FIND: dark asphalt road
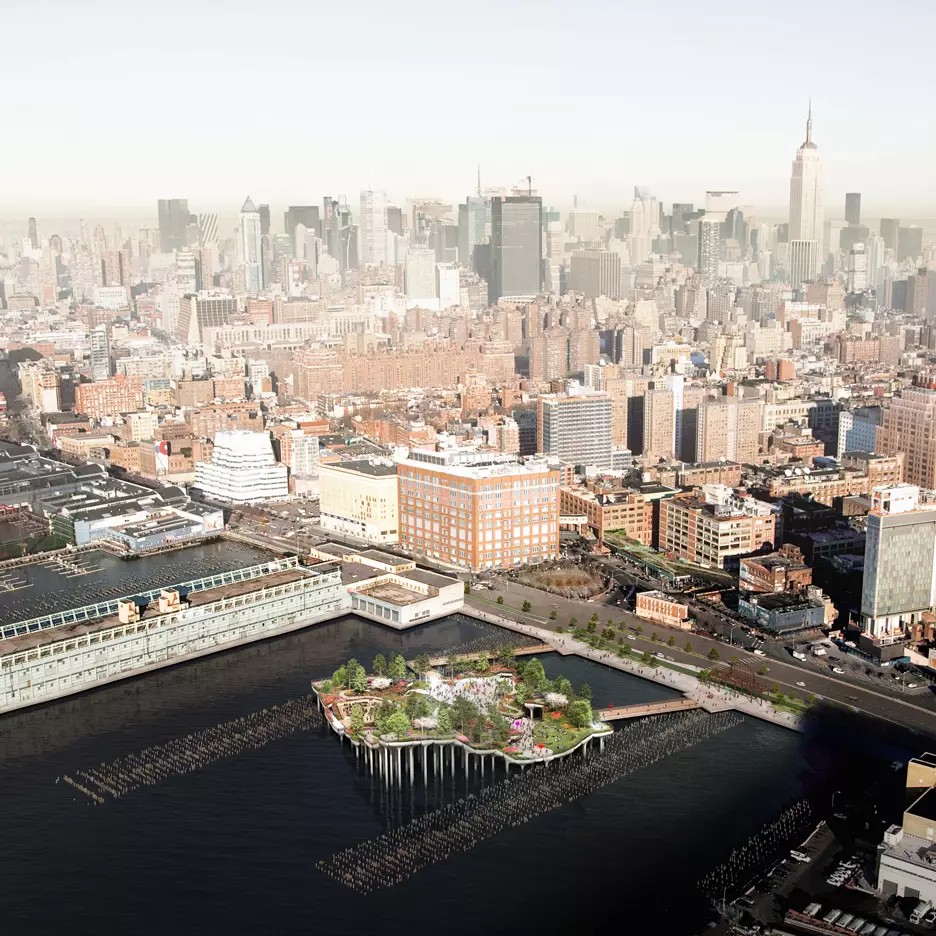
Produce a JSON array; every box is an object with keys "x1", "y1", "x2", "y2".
[{"x1": 467, "y1": 573, "x2": 936, "y2": 736}]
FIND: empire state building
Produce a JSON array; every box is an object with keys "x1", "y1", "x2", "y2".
[{"x1": 788, "y1": 107, "x2": 823, "y2": 285}]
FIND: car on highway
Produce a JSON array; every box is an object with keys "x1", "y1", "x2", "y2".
[
  {"x1": 796, "y1": 682, "x2": 806, "y2": 687},
  {"x1": 753, "y1": 649, "x2": 766, "y2": 657},
  {"x1": 626, "y1": 634, "x2": 636, "y2": 640},
  {"x1": 832, "y1": 667, "x2": 845, "y2": 675}
]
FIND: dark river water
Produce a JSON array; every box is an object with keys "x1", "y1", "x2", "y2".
[{"x1": 0, "y1": 612, "x2": 829, "y2": 935}]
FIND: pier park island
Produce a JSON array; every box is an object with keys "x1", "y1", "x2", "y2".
[{"x1": 312, "y1": 648, "x2": 613, "y2": 775}]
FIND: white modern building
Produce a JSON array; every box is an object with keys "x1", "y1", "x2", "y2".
[
  {"x1": 837, "y1": 405, "x2": 882, "y2": 457},
  {"x1": 318, "y1": 458, "x2": 399, "y2": 544},
  {"x1": 359, "y1": 189, "x2": 388, "y2": 266},
  {"x1": 860, "y1": 485, "x2": 936, "y2": 637},
  {"x1": 788, "y1": 107, "x2": 823, "y2": 245},
  {"x1": 240, "y1": 196, "x2": 264, "y2": 292},
  {"x1": 194, "y1": 430, "x2": 288, "y2": 503}
]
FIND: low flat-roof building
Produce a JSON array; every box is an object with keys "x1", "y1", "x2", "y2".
[
  {"x1": 635, "y1": 590, "x2": 690, "y2": 629},
  {"x1": 737, "y1": 589, "x2": 827, "y2": 634}
]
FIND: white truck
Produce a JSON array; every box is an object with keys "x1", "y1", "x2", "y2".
[
  {"x1": 812, "y1": 646, "x2": 827, "y2": 657},
  {"x1": 792, "y1": 650, "x2": 807, "y2": 661}
]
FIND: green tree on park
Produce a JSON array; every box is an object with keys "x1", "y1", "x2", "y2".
[
  {"x1": 497, "y1": 595, "x2": 504, "y2": 605},
  {"x1": 707, "y1": 647, "x2": 720, "y2": 662},
  {"x1": 451, "y1": 696, "x2": 479, "y2": 733},
  {"x1": 607, "y1": 618, "x2": 614, "y2": 628},
  {"x1": 386, "y1": 709, "x2": 411, "y2": 737},
  {"x1": 570, "y1": 617, "x2": 578, "y2": 626},
  {"x1": 773, "y1": 682, "x2": 781, "y2": 694},
  {"x1": 555, "y1": 676, "x2": 573, "y2": 698},
  {"x1": 474, "y1": 653, "x2": 489, "y2": 672},
  {"x1": 523, "y1": 658, "x2": 546, "y2": 690},
  {"x1": 635, "y1": 624, "x2": 643, "y2": 635},
  {"x1": 388, "y1": 654, "x2": 407, "y2": 680},
  {"x1": 549, "y1": 609, "x2": 557, "y2": 620},
  {"x1": 556, "y1": 626, "x2": 565, "y2": 634},
  {"x1": 436, "y1": 706, "x2": 452, "y2": 734},
  {"x1": 372, "y1": 653, "x2": 387, "y2": 677},
  {"x1": 497, "y1": 644, "x2": 516, "y2": 668},
  {"x1": 514, "y1": 681, "x2": 529, "y2": 704},
  {"x1": 412, "y1": 653, "x2": 431, "y2": 675},
  {"x1": 492, "y1": 717, "x2": 510, "y2": 746},
  {"x1": 349, "y1": 705, "x2": 364, "y2": 733},
  {"x1": 603, "y1": 627, "x2": 615, "y2": 640},
  {"x1": 464, "y1": 582, "x2": 471, "y2": 594},
  {"x1": 567, "y1": 699, "x2": 593, "y2": 728},
  {"x1": 332, "y1": 665, "x2": 347, "y2": 687},
  {"x1": 578, "y1": 682, "x2": 593, "y2": 702},
  {"x1": 375, "y1": 700, "x2": 395, "y2": 734},
  {"x1": 667, "y1": 635, "x2": 676, "y2": 647},
  {"x1": 350, "y1": 662, "x2": 368, "y2": 693},
  {"x1": 651, "y1": 631, "x2": 659, "y2": 642},
  {"x1": 587, "y1": 619, "x2": 597, "y2": 634},
  {"x1": 684, "y1": 641, "x2": 693, "y2": 654},
  {"x1": 522, "y1": 600, "x2": 532, "y2": 612},
  {"x1": 758, "y1": 664, "x2": 768, "y2": 676}
]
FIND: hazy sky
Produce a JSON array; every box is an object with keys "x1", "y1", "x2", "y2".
[{"x1": 4, "y1": 0, "x2": 936, "y2": 219}]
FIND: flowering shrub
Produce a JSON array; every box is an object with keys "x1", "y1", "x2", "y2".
[
  {"x1": 370, "y1": 677, "x2": 391, "y2": 689},
  {"x1": 544, "y1": 692, "x2": 568, "y2": 709}
]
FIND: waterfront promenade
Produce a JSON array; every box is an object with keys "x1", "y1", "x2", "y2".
[{"x1": 461, "y1": 607, "x2": 806, "y2": 733}]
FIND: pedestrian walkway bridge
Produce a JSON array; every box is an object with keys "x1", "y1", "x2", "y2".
[
  {"x1": 599, "y1": 698, "x2": 702, "y2": 721},
  {"x1": 425, "y1": 645, "x2": 552, "y2": 668}
]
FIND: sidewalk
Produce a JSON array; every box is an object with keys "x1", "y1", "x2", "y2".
[{"x1": 464, "y1": 607, "x2": 805, "y2": 734}]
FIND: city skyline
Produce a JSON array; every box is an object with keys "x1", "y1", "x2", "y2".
[{"x1": 3, "y1": 0, "x2": 936, "y2": 215}]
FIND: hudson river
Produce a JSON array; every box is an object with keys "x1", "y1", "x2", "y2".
[{"x1": 0, "y1": 613, "x2": 817, "y2": 935}]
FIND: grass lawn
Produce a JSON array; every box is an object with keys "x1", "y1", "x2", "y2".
[
  {"x1": 531, "y1": 720, "x2": 602, "y2": 754},
  {"x1": 766, "y1": 692, "x2": 811, "y2": 715}
]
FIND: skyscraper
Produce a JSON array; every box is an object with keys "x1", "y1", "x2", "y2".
[
  {"x1": 880, "y1": 218, "x2": 900, "y2": 252},
  {"x1": 845, "y1": 192, "x2": 861, "y2": 226},
  {"x1": 788, "y1": 107, "x2": 823, "y2": 253},
  {"x1": 359, "y1": 189, "x2": 388, "y2": 265},
  {"x1": 628, "y1": 187, "x2": 659, "y2": 267},
  {"x1": 876, "y1": 386, "x2": 936, "y2": 489},
  {"x1": 240, "y1": 196, "x2": 263, "y2": 292},
  {"x1": 89, "y1": 325, "x2": 112, "y2": 381},
  {"x1": 860, "y1": 485, "x2": 936, "y2": 637},
  {"x1": 789, "y1": 239, "x2": 819, "y2": 286},
  {"x1": 536, "y1": 389, "x2": 612, "y2": 473},
  {"x1": 284, "y1": 206, "x2": 320, "y2": 253},
  {"x1": 489, "y1": 196, "x2": 542, "y2": 304},
  {"x1": 847, "y1": 243, "x2": 868, "y2": 293},
  {"x1": 157, "y1": 198, "x2": 193, "y2": 253},
  {"x1": 27, "y1": 217, "x2": 38, "y2": 250},
  {"x1": 258, "y1": 205, "x2": 271, "y2": 238},
  {"x1": 898, "y1": 226, "x2": 924, "y2": 264},
  {"x1": 570, "y1": 249, "x2": 621, "y2": 299},
  {"x1": 458, "y1": 196, "x2": 486, "y2": 271}
]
